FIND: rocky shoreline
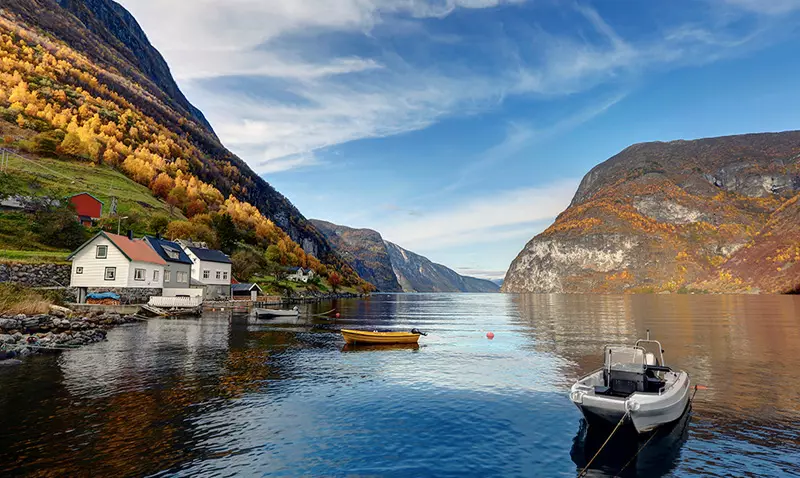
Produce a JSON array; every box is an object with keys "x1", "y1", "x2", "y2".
[{"x1": 0, "y1": 311, "x2": 140, "y2": 362}]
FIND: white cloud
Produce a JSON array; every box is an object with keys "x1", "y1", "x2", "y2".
[
  {"x1": 117, "y1": 1, "x2": 793, "y2": 173},
  {"x1": 376, "y1": 178, "x2": 579, "y2": 250}
]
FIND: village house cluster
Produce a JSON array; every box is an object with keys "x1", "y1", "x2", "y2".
[{"x1": 67, "y1": 230, "x2": 267, "y2": 304}]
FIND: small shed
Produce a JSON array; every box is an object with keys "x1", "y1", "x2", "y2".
[
  {"x1": 231, "y1": 283, "x2": 263, "y2": 301},
  {"x1": 68, "y1": 193, "x2": 103, "y2": 226}
]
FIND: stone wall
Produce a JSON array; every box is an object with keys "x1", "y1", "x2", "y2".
[
  {"x1": 0, "y1": 263, "x2": 71, "y2": 287},
  {"x1": 87, "y1": 287, "x2": 162, "y2": 305}
]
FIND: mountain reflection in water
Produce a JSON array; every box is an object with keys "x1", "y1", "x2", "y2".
[{"x1": 0, "y1": 294, "x2": 798, "y2": 476}]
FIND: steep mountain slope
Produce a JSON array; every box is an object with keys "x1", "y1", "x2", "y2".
[
  {"x1": 311, "y1": 220, "x2": 499, "y2": 292},
  {"x1": 0, "y1": 0, "x2": 362, "y2": 283},
  {"x1": 384, "y1": 241, "x2": 499, "y2": 293},
  {"x1": 310, "y1": 220, "x2": 402, "y2": 292},
  {"x1": 503, "y1": 131, "x2": 800, "y2": 294}
]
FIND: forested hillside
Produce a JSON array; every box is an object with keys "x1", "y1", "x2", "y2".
[{"x1": 0, "y1": 0, "x2": 365, "y2": 285}]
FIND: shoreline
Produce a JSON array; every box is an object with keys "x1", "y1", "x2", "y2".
[{"x1": 0, "y1": 311, "x2": 141, "y2": 362}]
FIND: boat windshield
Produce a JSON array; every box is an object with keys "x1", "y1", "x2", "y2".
[{"x1": 604, "y1": 345, "x2": 645, "y2": 372}]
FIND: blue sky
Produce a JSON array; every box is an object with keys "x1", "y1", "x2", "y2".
[{"x1": 120, "y1": 0, "x2": 800, "y2": 279}]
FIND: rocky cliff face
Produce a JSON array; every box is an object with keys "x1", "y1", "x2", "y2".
[
  {"x1": 2, "y1": 0, "x2": 345, "y2": 268},
  {"x1": 384, "y1": 241, "x2": 499, "y2": 293},
  {"x1": 310, "y1": 220, "x2": 402, "y2": 292},
  {"x1": 311, "y1": 220, "x2": 499, "y2": 293},
  {"x1": 503, "y1": 131, "x2": 800, "y2": 294}
]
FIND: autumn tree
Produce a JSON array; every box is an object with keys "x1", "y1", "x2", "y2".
[
  {"x1": 328, "y1": 272, "x2": 342, "y2": 293},
  {"x1": 150, "y1": 172, "x2": 174, "y2": 199}
]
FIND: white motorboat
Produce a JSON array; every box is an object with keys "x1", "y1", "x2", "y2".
[
  {"x1": 253, "y1": 306, "x2": 299, "y2": 318},
  {"x1": 569, "y1": 331, "x2": 690, "y2": 434}
]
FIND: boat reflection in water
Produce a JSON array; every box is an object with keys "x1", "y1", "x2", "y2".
[
  {"x1": 341, "y1": 343, "x2": 420, "y2": 353},
  {"x1": 571, "y1": 404, "x2": 691, "y2": 477}
]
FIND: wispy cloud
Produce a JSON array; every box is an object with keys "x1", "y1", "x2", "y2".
[
  {"x1": 119, "y1": 0, "x2": 798, "y2": 173},
  {"x1": 376, "y1": 178, "x2": 579, "y2": 250},
  {"x1": 446, "y1": 92, "x2": 627, "y2": 193}
]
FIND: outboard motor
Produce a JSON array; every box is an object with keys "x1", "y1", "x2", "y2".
[{"x1": 411, "y1": 328, "x2": 428, "y2": 336}]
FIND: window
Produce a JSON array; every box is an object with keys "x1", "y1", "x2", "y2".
[
  {"x1": 153, "y1": 270, "x2": 160, "y2": 281},
  {"x1": 76, "y1": 267, "x2": 83, "y2": 274},
  {"x1": 216, "y1": 271, "x2": 221, "y2": 280},
  {"x1": 164, "y1": 246, "x2": 180, "y2": 260},
  {"x1": 177, "y1": 271, "x2": 188, "y2": 283},
  {"x1": 223, "y1": 271, "x2": 228, "y2": 280},
  {"x1": 203, "y1": 270, "x2": 210, "y2": 279},
  {"x1": 164, "y1": 271, "x2": 171, "y2": 282},
  {"x1": 96, "y1": 245, "x2": 108, "y2": 259},
  {"x1": 134, "y1": 268, "x2": 145, "y2": 281},
  {"x1": 104, "y1": 267, "x2": 116, "y2": 280}
]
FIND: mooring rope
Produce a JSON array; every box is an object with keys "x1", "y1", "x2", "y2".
[
  {"x1": 612, "y1": 384, "x2": 704, "y2": 477},
  {"x1": 577, "y1": 410, "x2": 630, "y2": 478}
]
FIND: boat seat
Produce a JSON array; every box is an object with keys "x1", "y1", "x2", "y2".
[{"x1": 594, "y1": 385, "x2": 611, "y2": 395}]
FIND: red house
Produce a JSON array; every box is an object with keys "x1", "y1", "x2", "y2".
[{"x1": 68, "y1": 193, "x2": 103, "y2": 227}]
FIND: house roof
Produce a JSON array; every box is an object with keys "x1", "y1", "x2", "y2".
[
  {"x1": 186, "y1": 246, "x2": 232, "y2": 264},
  {"x1": 144, "y1": 236, "x2": 193, "y2": 264},
  {"x1": 67, "y1": 192, "x2": 104, "y2": 205},
  {"x1": 232, "y1": 283, "x2": 263, "y2": 293},
  {"x1": 68, "y1": 232, "x2": 166, "y2": 265}
]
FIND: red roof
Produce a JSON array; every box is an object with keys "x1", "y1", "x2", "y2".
[{"x1": 105, "y1": 233, "x2": 167, "y2": 265}]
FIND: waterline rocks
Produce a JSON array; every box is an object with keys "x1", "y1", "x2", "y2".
[{"x1": 0, "y1": 312, "x2": 140, "y2": 359}]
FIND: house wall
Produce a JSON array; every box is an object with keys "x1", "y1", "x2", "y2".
[
  {"x1": 197, "y1": 260, "x2": 231, "y2": 285},
  {"x1": 163, "y1": 262, "x2": 192, "y2": 289},
  {"x1": 184, "y1": 249, "x2": 231, "y2": 286},
  {"x1": 70, "y1": 236, "x2": 131, "y2": 288},
  {"x1": 126, "y1": 260, "x2": 164, "y2": 289},
  {"x1": 69, "y1": 194, "x2": 102, "y2": 218}
]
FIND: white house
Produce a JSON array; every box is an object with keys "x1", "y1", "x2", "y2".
[
  {"x1": 68, "y1": 231, "x2": 166, "y2": 303},
  {"x1": 181, "y1": 244, "x2": 232, "y2": 300},
  {"x1": 287, "y1": 267, "x2": 316, "y2": 283}
]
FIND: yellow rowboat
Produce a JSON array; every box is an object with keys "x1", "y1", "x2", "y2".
[{"x1": 340, "y1": 329, "x2": 427, "y2": 345}]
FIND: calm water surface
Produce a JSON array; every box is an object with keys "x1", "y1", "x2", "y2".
[{"x1": 1, "y1": 294, "x2": 799, "y2": 477}]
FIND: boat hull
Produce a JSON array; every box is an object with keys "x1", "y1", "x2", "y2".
[
  {"x1": 571, "y1": 371, "x2": 691, "y2": 434},
  {"x1": 253, "y1": 308, "x2": 299, "y2": 318},
  {"x1": 340, "y1": 329, "x2": 421, "y2": 345}
]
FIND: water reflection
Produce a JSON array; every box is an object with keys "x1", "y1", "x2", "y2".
[
  {"x1": 571, "y1": 407, "x2": 691, "y2": 477},
  {"x1": 0, "y1": 294, "x2": 798, "y2": 476}
]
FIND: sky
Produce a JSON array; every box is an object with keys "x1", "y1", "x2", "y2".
[{"x1": 118, "y1": 0, "x2": 800, "y2": 280}]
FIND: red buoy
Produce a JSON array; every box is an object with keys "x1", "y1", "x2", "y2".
[
  {"x1": 486, "y1": 332, "x2": 495, "y2": 340},
  {"x1": 335, "y1": 313, "x2": 341, "y2": 319}
]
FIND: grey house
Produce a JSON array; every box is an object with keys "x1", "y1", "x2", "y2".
[{"x1": 144, "y1": 236, "x2": 194, "y2": 294}]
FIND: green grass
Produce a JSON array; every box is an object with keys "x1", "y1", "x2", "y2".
[
  {"x1": 0, "y1": 249, "x2": 69, "y2": 264},
  {"x1": 2, "y1": 151, "x2": 182, "y2": 219}
]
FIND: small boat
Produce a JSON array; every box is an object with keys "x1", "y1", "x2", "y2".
[
  {"x1": 341, "y1": 328, "x2": 427, "y2": 345},
  {"x1": 569, "y1": 330, "x2": 690, "y2": 434},
  {"x1": 253, "y1": 306, "x2": 299, "y2": 318}
]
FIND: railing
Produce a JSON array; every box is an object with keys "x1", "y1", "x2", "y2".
[{"x1": 149, "y1": 296, "x2": 203, "y2": 308}]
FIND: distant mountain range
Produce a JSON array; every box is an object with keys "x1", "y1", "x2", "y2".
[
  {"x1": 311, "y1": 220, "x2": 499, "y2": 293},
  {"x1": 504, "y1": 131, "x2": 800, "y2": 294}
]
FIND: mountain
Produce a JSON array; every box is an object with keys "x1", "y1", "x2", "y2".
[
  {"x1": 310, "y1": 220, "x2": 402, "y2": 292},
  {"x1": 311, "y1": 220, "x2": 500, "y2": 293},
  {"x1": 383, "y1": 242, "x2": 499, "y2": 293},
  {"x1": 503, "y1": 131, "x2": 800, "y2": 294},
  {"x1": 0, "y1": 0, "x2": 362, "y2": 284}
]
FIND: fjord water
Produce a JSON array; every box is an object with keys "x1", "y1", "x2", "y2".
[{"x1": 0, "y1": 294, "x2": 798, "y2": 477}]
